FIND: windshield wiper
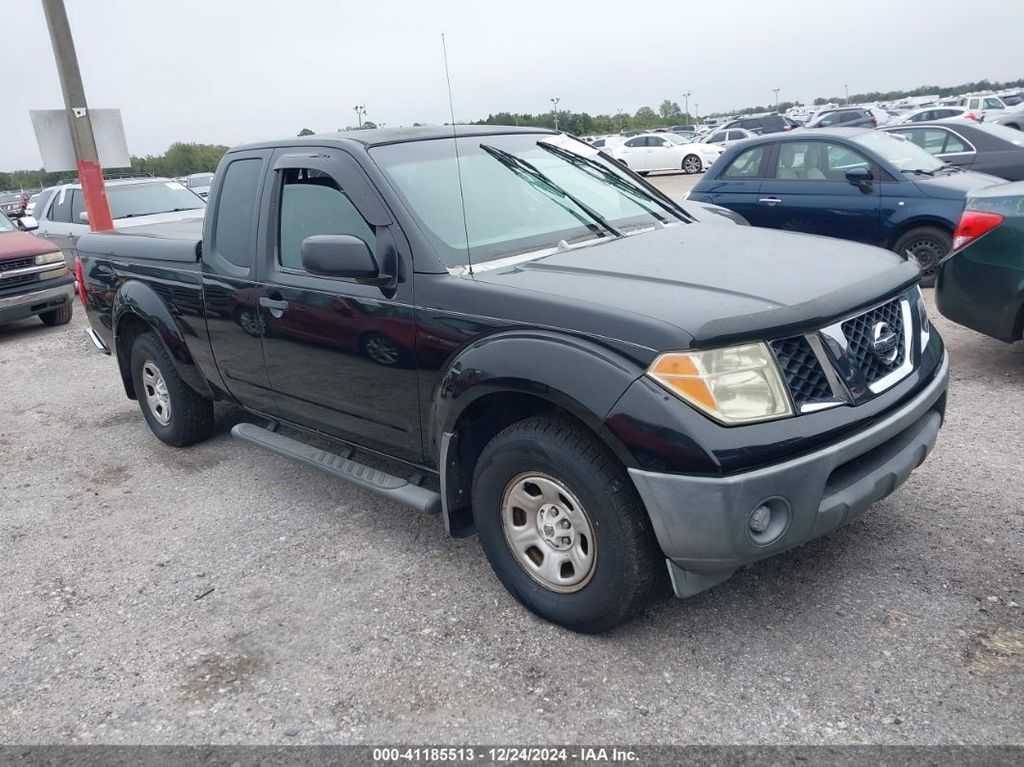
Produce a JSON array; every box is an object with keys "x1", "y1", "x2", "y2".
[
  {"x1": 535, "y1": 141, "x2": 681, "y2": 224},
  {"x1": 479, "y1": 143, "x2": 622, "y2": 238},
  {"x1": 121, "y1": 207, "x2": 202, "y2": 218},
  {"x1": 901, "y1": 168, "x2": 936, "y2": 177}
]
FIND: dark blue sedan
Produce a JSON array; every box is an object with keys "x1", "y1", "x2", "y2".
[{"x1": 687, "y1": 128, "x2": 1004, "y2": 282}]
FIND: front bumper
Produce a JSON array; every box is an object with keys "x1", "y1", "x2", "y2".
[
  {"x1": 629, "y1": 352, "x2": 949, "y2": 596},
  {"x1": 0, "y1": 278, "x2": 75, "y2": 325}
]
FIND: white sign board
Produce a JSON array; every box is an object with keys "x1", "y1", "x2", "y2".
[{"x1": 29, "y1": 108, "x2": 131, "y2": 172}]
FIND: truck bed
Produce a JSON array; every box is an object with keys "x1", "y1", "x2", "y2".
[{"x1": 78, "y1": 217, "x2": 203, "y2": 263}]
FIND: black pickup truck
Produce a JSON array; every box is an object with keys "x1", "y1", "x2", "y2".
[{"x1": 78, "y1": 127, "x2": 948, "y2": 633}]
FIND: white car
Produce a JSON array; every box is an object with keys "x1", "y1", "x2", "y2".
[
  {"x1": 588, "y1": 135, "x2": 626, "y2": 152},
  {"x1": 702, "y1": 127, "x2": 757, "y2": 146},
  {"x1": 609, "y1": 133, "x2": 723, "y2": 175},
  {"x1": 888, "y1": 106, "x2": 976, "y2": 125},
  {"x1": 956, "y1": 94, "x2": 1009, "y2": 121}
]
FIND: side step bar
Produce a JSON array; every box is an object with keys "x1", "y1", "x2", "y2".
[{"x1": 231, "y1": 423, "x2": 441, "y2": 515}]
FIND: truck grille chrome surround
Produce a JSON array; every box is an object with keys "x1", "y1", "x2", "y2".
[{"x1": 770, "y1": 297, "x2": 916, "y2": 413}]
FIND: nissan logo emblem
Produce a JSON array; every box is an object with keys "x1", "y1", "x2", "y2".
[{"x1": 871, "y1": 322, "x2": 899, "y2": 366}]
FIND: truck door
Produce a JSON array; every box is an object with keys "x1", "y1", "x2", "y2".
[
  {"x1": 201, "y1": 151, "x2": 277, "y2": 413},
  {"x1": 255, "y1": 149, "x2": 422, "y2": 464}
]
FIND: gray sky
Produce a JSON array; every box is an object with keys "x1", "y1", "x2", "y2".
[{"x1": 2, "y1": 0, "x2": 1020, "y2": 170}]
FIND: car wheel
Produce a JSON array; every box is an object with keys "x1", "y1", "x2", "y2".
[
  {"x1": 361, "y1": 332, "x2": 403, "y2": 366},
  {"x1": 892, "y1": 226, "x2": 951, "y2": 288},
  {"x1": 472, "y1": 414, "x2": 664, "y2": 633},
  {"x1": 130, "y1": 331, "x2": 214, "y2": 446},
  {"x1": 39, "y1": 302, "x2": 73, "y2": 326},
  {"x1": 682, "y1": 154, "x2": 702, "y2": 174},
  {"x1": 235, "y1": 307, "x2": 263, "y2": 337}
]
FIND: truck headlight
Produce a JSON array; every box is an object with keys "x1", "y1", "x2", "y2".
[
  {"x1": 35, "y1": 251, "x2": 65, "y2": 265},
  {"x1": 647, "y1": 343, "x2": 793, "y2": 425}
]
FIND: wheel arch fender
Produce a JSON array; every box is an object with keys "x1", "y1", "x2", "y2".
[
  {"x1": 112, "y1": 280, "x2": 213, "y2": 401},
  {"x1": 886, "y1": 214, "x2": 955, "y2": 251},
  {"x1": 430, "y1": 330, "x2": 646, "y2": 536}
]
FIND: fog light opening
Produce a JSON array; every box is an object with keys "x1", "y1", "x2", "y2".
[{"x1": 747, "y1": 497, "x2": 791, "y2": 546}]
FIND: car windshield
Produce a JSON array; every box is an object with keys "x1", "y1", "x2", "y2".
[
  {"x1": 663, "y1": 133, "x2": 688, "y2": 145},
  {"x1": 372, "y1": 133, "x2": 685, "y2": 267},
  {"x1": 107, "y1": 181, "x2": 205, "y2": 219},
  {"x1": 187, "y1": 173, "x2": 214, "y2": 188},
  {"x1": 0, "y1": 213, "x2": 14, "y2": 232},
  {"x1": 851, "y1": 131, "x2": 945, "y2": 172}
]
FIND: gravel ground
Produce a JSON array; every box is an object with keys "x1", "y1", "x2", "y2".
[{"x1": 0, "y1": 286, "x2": 1021, "y2": 746}]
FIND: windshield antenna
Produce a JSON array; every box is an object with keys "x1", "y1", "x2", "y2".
[{"x1": 442, "y1": 33, "x2": 473, "y2": 276}]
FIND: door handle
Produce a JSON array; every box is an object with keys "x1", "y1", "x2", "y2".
[
  {"x1": 758, "y1": 197, "x2": 782, "y2": 205},
  {"x1": 259, "y1": 296, "x2": 289, "y2": 318}
]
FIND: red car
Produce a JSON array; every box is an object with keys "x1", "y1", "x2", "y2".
[{"x1": 0, "y1": 213, "x2": 75, "y2": 327}]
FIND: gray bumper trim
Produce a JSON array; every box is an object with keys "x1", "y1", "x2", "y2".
[
  {"x1": 0, "y1": 280, "x2": 74, "y2": 310},
  {"x1": 629, "y1": 353, "x2": 948, "y2": 582}
]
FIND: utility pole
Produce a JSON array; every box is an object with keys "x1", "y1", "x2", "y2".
[
  {"x1": 773, "y1": 88, "x2": 780, "y2": 112},
  {"x1": 41, "y1": 0, "x2": 112, "y2": 231},
  {"x1": 353, "y1": 104, "x2": 365, "y2": 129},
  {"x1": 550, "y1": 97, "x2": 560, "y2": 131},
  {"x1": 683, "y1": 92, "x2": 691, "y2": 125},
  {"x1": 845, "y1": 84, "x2": 849, "y2": 105},
  {"x1": 694, "y1": 103, "x2": 700, "y2": 125}
]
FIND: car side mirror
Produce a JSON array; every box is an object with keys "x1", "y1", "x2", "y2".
[
  {"x1": 15, "y1": 216, "x2": 38, "y2": 231},
  {"x1": 661, "y1": 141, "x2": 672, "y2": 148},
  {"x1": 300, "y1": 234, "x2": 379, "y2": 281},
  {"x1": 846, "y1": 167, "x2": 873, "y2": 187},
  {"x1": 78, "y1": 211, "x2": 89, "y2": 223}
]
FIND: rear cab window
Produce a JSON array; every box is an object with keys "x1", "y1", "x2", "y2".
[{"x1": 209, "y1": 157, "x2": 264, "y2": 272}]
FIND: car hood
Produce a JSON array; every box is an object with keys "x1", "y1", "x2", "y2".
[
  {"x1": 115, "y1": 207, "x2": 205, "y2": 229},
  {"x1": 0, "y1": 229, "x2": 61, "y2": 262},
  {"x1": 911, "y1": 170, "x2": 1005, "y2": 199},
  {"x1": 472, "y1": 223, "x2": 920, "y2": 348}
]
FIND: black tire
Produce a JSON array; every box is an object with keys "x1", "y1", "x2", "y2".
[
  {"x1": 472, "y1": 414, "x2": 664, "y2": 633},
  {"x1": 39, "y1": 302, "x2": 73, "y2": 326},
  {"x1": 130, "y1": 331, "x2": 214, "y2": 446},
  {"x1": 892, "y1": 226, "x2": 951, "y2": 288},
  {"x1": 682, "y1": 154, "x2": 702, "y2": 174}
]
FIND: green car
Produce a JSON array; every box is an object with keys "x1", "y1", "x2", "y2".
[{"x1": 936, "y1": 181, "x2": 1024, "y2": 342}]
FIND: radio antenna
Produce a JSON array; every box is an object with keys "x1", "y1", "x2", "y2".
[{"x1": 442, "y1": 33, "x2": 473, "y2": 275}]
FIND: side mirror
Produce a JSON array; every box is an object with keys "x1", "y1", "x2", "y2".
[
  {"x1": 78, "y1": 211, "x2": 89, "y2": 223},
  {"x1": 300, "y1": 234, "x2": 379, "y2": 280},
  {"x1": 15, "y1": 216, "x2": 38, "y2": 231},
  {"x1": 846, "y1": 166, "x2": 873, "y2": 186},
  {"x1": 661, "y1": 141, "x2": 673, "y2": 148}
]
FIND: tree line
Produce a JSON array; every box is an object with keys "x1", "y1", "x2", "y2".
[{"x1": 4, "y1": 77, "x2": 1022, "y2": 189}]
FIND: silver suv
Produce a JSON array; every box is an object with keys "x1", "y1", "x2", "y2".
[{"x1": 34, "y1": 176, "x2": 205, "y2": 263}]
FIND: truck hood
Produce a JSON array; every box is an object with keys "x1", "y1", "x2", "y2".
[
  {"x1": 0, "y1": 229, "x2": 61, "y2": 262},
  {"x1": 472, "y1": 223, "x2": 920, "y2": 347}
]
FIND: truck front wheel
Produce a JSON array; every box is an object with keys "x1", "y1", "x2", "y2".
[
  {"x1": 130, "y1": 332, "x2": 214, "y2": 447},
  {"x1": 472, "y1": 414, "x2": 663, "y2": 633}
]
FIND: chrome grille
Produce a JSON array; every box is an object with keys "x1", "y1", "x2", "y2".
[
  {"x1": 770, "y1": 294, "x2": 917, "y2": 414},
  {"x1": 841, "y1": 299, "x2": 906, "y2": 386},
  {"x1": 770, "y1": 336, "x2": 832, "y2": 407},
  {"x1": 0, "y1": 256, "x2": 34, "y2": 273}
]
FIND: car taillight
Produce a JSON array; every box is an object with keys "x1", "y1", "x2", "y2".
[
  {"x1": 74, "y1": 256, "x2": 87, "y2": 306},
  {"x1": 965, "y1": 112, "x2": 979, "y2": 121},
  {"x1": 952, "y1": 210, "x2": 1004, "y2": 251},
  {"x1": 870, "y1": 116, "x2": 877, "y2": 126}
]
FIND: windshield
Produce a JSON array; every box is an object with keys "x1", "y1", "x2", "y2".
[
  {"x1": 851, "y1": 131, "x2": 945, "y2": 172},
  {"x1": 187, "y1": 173, "x2": 214, "y2": 188},
  {"x1": 371, "y1": 133, "x2": 684, "y2": 267},
  {"x1": 108, "y1": 181, "x2": 205, "y2": 219},
  {"x1": 663, "y1": 133, "x2": 689, "y2": 145}
]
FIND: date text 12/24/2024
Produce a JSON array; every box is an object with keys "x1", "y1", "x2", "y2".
[{"x1": 373, "y1": 747, "x2": 640, "y2": 762}]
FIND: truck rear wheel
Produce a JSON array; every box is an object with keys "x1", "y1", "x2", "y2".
[
  {"x1": 39, "y1": 302, "x2": 73, "y2": 326},
  {"x1": 130, "y1": 331, "x2": 214, "y2": 447},
  {"x1": 471, "y1": 414, "x2": 663, "y2": 633}
]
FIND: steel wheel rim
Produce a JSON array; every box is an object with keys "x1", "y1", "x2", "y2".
[
  {"x1": 365, "y1": 335, "x2": 399, "y2": 365},
  {"x1": 683, "y1": 155, "x2": 701, "y2": 173},
  {"x1": 141, "y1": 360, "x2": 172, "y2": 426},
  {"x1": 905, "y1": 239, "x2": 943, "y2": 273},
  {"x1": 500, "y1": 472, "x2": 596, "y2": 593}
]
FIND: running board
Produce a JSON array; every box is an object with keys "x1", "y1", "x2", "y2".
[{"x1": 231, "y1": 423, "x2": 441, "y2": 515}]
